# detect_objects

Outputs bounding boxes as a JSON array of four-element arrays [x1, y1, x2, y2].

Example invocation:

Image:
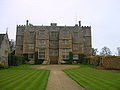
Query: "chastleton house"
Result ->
[[15, 20, 92, 64], [0, 33, 10, 67]]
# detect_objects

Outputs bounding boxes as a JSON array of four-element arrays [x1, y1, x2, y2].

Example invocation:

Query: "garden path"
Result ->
[[31, 65, 85, 90]]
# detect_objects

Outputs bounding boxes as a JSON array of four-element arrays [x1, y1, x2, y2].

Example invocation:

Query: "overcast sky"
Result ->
[[0, 0, 120, 55]]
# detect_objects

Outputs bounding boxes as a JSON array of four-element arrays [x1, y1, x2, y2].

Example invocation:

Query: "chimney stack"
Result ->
[[26, 20, 29, 26], [79, 21, 81, 26]]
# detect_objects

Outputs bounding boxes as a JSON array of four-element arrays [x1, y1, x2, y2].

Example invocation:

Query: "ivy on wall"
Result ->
[[68, 52, 73, 64], [34, 52, 43, 64], [78, 54, 86, 63]]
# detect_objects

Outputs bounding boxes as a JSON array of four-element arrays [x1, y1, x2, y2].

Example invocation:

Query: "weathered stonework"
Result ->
[[15, 20, 92, 64], [0, 33, 10, 67]]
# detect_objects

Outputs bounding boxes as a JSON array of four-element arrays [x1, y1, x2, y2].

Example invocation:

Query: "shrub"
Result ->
[[0, 64, 4, 69], [78, 54, 86, 63]]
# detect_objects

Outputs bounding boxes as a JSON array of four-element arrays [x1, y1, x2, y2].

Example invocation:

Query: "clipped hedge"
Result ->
[[8, 54, 25, 66]]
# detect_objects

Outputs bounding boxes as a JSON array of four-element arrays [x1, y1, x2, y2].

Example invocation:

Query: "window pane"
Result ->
[[73, 54, 78, 60], [63, 40, 69, 44], [38, 48, 45, 59], [39, 40, 45, 45], [62, 48, 69, 59], [73, 32, 79, 38], [28, 54, 33, 58], [51, 32, 58, 37], [73, 44, 79, 50], [39, 31, 45, 38], [28, 44, 34, 49]]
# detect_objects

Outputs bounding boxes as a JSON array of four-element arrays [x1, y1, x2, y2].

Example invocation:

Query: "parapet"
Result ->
[[81, 26, 91, 29], [51, 23, 57, 26], [17, 25, 26, 27]]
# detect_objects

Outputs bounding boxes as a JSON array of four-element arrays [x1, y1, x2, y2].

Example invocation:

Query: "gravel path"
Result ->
[[30, 65, 85, 90]]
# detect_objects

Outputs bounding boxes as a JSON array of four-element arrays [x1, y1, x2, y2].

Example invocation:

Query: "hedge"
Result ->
[[8, 54, 25, 66]]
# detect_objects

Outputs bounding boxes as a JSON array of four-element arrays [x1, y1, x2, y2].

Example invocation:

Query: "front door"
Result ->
[[49, 56, 58, 64]]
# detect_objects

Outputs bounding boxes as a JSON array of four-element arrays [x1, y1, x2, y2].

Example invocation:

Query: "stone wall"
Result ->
[[0, 34, 10, 67], [103, 56, 120, 69], [85, 56, 120, 69]]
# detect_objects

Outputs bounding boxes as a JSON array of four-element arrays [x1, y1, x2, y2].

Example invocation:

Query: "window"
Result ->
[[62, 55, 69, 59], [73, 32, 79, 38], [18, 36, 23, 41], [28, 44, 34, 49], [51, 32, 58, 37], [38, 55, 45, 59], [63, 31, 69, 35], [62, 48, 69, 59], [28, 54, 33, 58], [63, 48, 69, 52], [39, 40, 45, 45], [50, 40, 58, 44], [39, 48, 45, 51], [63, 40, 69, 44], [49, 49, 58, 56], [38, 48, 45, 59], [73, 44, 79, 50], [50, 41, 54, 44], [39, 31, 45, 38], [73, 54, 78, 60], [29, 32, 34, 37], [39, 52, 45, 55], [20, 46, 23, 50]]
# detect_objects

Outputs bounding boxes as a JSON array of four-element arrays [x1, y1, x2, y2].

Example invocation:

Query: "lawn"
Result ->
[[0, 65, 50, 90], [64, 64, 120, 90]]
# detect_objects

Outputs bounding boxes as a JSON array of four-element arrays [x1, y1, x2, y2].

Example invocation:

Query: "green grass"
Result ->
[[64, 64, 120, 90], [0, 65, 50, 90]]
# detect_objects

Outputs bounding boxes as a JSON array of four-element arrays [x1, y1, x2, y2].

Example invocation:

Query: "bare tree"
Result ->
[[92, 48, 98, 56], [9, 39, 15, 52], [100, 46, 112, 56], [117, 47, 120, 56]]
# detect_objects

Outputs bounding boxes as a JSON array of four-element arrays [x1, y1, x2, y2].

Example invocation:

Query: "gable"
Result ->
[[0, 34, 5, 47]]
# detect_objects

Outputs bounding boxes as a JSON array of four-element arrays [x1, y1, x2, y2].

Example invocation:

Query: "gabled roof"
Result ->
[[0, 34, 5, 46]]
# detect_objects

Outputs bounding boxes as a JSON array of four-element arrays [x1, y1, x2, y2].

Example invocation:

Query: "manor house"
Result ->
[[15, 20, 92, 64]]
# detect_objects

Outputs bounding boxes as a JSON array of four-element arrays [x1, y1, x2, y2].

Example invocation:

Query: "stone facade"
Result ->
[[0, 33, 10, 67], [15, 20, 92, 64]]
